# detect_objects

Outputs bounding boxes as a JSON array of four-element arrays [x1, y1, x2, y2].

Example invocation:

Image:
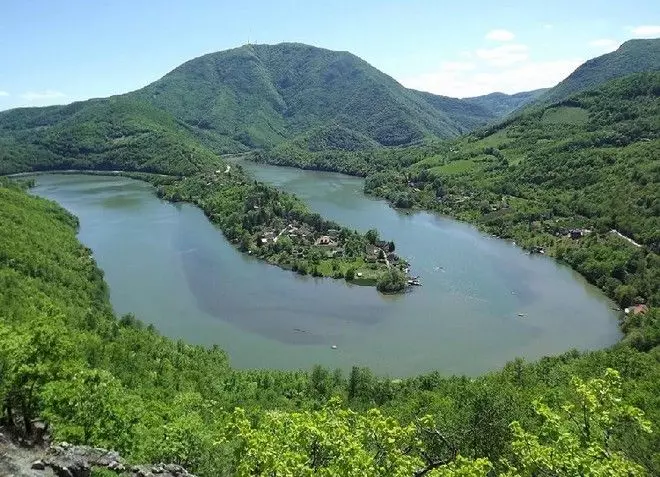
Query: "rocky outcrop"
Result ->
[[0, 431, 195, 477]]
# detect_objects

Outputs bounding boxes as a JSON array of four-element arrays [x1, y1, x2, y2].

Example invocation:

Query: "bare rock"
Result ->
[[0, 428, 196, 477]]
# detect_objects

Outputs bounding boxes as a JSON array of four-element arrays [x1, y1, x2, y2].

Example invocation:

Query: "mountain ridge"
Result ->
[[1, 39, 658, 172], [130, 42, 507, 150], [537, 38, 660, 104]]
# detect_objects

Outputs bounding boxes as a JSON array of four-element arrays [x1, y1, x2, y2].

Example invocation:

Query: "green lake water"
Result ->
[[30, 170, 621, 376]]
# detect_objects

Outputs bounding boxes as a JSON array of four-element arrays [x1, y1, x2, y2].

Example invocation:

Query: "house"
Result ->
[[568, 228, 591, 240], [625, 304, 649, 315], [315, 235, 335, 246]]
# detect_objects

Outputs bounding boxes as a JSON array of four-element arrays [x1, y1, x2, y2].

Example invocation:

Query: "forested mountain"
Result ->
[[0, 97, 221, 176], [0, 43, 552, 165], [537, 38, 660, 104], [131, 42, 506, 150], [464, 88, 548, 117], [2, 40, 658, 164]]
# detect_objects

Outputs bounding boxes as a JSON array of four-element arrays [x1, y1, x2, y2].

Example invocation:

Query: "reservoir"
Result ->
[[30, 170, 621, 376]]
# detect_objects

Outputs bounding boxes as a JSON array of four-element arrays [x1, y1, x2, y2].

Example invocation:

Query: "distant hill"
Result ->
[[410, 91, 498, 130], [537, 38, 660, 104], [2, 40, 659, 174], [464, 89, 548, 117], [131, 43, 502, 150], [0, 96, 220, 175]]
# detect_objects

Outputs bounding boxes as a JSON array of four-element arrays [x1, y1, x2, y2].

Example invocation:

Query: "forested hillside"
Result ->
[[132, 42, 507, 150], [537, 38, 660, 104], [0, 97, 221, 176], [1, 178, 658, 475], [366, 73, 660, 309]]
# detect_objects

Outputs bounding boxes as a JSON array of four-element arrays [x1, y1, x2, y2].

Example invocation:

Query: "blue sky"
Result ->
[[1, 0, 658, 110]]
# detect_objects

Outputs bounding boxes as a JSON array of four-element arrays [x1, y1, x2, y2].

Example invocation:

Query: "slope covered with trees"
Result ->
[[363, 72, 660, 309], [1, 177, 658, 475], [464, 88, 548, 117], [537, 38, 660, 104], [132, 43, 507, 150], [0, 97, 221, 176]]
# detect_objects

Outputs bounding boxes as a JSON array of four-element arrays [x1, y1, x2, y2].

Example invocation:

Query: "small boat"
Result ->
[[331, 345, 338, 350], [517, 313, 526, 317]]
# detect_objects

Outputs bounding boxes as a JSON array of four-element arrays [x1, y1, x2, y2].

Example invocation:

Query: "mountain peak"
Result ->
[[132, 43, 501, 150]]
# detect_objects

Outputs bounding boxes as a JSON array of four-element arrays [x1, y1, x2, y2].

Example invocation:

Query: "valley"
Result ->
[[1, 32, 659, 476]]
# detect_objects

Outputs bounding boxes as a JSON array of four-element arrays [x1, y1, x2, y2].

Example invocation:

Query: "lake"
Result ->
[[30, 170, 621, 376]]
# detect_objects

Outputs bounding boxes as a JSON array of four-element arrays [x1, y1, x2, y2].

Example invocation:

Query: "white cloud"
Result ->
[[20, 90, 66, 101], [0, 91, 9, 97], [439, 61, 476, 72], [401, 58, 582, 98], [398, 28, 585, 97], [485, 29, 515, 42], [588, 38, 620, 52], [475, 44, 529, 67], [630, 25, 660, 38]]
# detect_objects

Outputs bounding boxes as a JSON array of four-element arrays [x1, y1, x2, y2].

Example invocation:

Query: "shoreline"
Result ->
[[8, 168, 411, 293]]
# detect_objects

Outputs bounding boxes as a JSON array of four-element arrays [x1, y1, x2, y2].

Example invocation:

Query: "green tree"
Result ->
[[376, 268, 407, 293], [503, 369, 651, 476], [366, 228, 379, 245], [230, 399, 491, 476], [41, 368, 143, 455], [0, 311, 80, 435]]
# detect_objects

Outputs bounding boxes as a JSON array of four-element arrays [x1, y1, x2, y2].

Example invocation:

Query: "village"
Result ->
[[251, 219, 419, 287]]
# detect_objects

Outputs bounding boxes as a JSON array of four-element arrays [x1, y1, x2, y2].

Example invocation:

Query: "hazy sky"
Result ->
[[1, 0, 658, 110]]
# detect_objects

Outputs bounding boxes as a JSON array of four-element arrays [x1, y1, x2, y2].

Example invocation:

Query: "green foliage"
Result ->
[[376, 268, 407, 294], [42, 369, 143, 454], [503, 369, 651, 476], [231, 401, 491, 476]]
